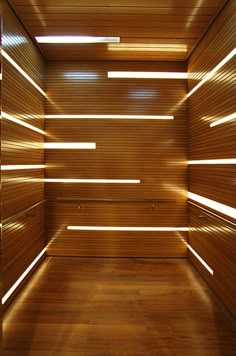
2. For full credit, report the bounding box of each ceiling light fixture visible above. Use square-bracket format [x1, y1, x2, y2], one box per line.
[45, 114, 174, 120]
[45, 179, 141, 183]
[1, 165, 45, 170]
[44, 143, 96, 149]
[188, 159, 236, 164]
[35, 36, 120, 43]
[107, 71, 187, 79]
[67, 226, 189, 231]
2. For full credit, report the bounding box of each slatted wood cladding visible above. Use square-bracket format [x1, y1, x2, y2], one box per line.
[8, 0, 227, 61]
[0, 2, 2, 341]
[187, 0, 236, 316]
[1, 0, 46, 306]
[45, 60, 188, 257]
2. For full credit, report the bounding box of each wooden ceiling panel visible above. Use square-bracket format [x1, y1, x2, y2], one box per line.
[8, 0, 228, 61]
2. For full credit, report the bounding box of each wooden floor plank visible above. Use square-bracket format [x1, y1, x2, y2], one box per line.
[3, 257, 236, 355]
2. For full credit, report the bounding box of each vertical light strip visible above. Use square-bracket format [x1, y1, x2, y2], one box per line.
[188, 159, 236, 164]
[1, 49, 46, 97]
[188, 192, 236, 219]
[209, 112, 236, 127]
[187, 244, 214, 275]
[1, 248, 47, 304]
[1, 165, 45, 170]
[2, 112, 45, 135]
[187, 47, 236, 98]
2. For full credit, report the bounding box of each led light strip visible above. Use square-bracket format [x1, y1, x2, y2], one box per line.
[44, 142, 96, 149]
[35, 36, 120, 43]
[108, 43, 187, 52]
[188, 192, 236, 219]
[67, 226, 188, 231]
[2, 112, 45, 135]
[45, 114, 174, 120]
[1, 49, 46, 97]
[187, 47, 236, 98]
[107, 72, 187, 79]
[0, 72, 2, 80]
[187, 244, 214, 275]
[2, 248, 46, 304]
[45, 179, 141, 183]
[188, 159, 236, 164]
[210, 112, 236, 127]
[1, 165, 45, 170]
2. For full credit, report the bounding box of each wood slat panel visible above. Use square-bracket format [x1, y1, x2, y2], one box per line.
[1, 0, 46, 306]
[188, 204, 236, 317]
[45, 60, 188, 257]
[187, 0, 236, 316]
[8, 0, 227, 61]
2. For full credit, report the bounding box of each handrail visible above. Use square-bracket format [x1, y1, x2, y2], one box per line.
[188, 201, 236, 227]
[2, 200, 46, 225]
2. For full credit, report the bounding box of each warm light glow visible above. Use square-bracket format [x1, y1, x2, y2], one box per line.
[45, 179, 141, 183]
[2, 248, 46, 304]
[188, 159, 236, 164]
[45, 114, 174, 120]
[187, 244, 214, 275]
[2, 112, 46, 135]
[107, 71, 187, 79]
[1, 165, 45, 170]
[0, 73, 2, 80]
[1, 49, 46, 96]
[44, 142, 96, 149]
[67, 226, 189, 231]
[108, 43, 187, 52]
[188, 192, 236, 219]
[210, 112, 236, 127]
[187, 48, 236, 98]
[35, 36, 120, 43]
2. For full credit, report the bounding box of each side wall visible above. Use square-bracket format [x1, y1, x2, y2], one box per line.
[45, 61, 188, 257]
[1, 0, 46, 307]
[187, 0, 236, 316]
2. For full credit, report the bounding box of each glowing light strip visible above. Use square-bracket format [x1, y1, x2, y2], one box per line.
[187, 244, 214, 275]
[45, 179, 140, 183]
[1, 50, 46, 97]
[108, 43, 187, 52]
[2, 112, 45, 135]
[44, 142, 96, 149]
[107, 71, 187, 79]
[187, 48, 236, 98]
[188, 159, 236, 164]
[0, 73, 2, 80]
[67, 226, 189, 231]
[1, 165, 45, 170]
[35, 36, 120, 43]
[188, 192, 236, 219]
[210, 112, 236, 127]
[45, 114, 174, 120]
[2, 248, 46, 304]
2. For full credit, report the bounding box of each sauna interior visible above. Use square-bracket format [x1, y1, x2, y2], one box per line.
[0, 0, 235, 354]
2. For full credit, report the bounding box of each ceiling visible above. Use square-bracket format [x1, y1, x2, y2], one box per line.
[9, 0, 228, 61]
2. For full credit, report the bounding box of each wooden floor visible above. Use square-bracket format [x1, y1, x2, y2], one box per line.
[2, 257, 236, 355]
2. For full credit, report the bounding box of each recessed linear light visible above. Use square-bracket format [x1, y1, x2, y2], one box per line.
[108, 43, 187, 52]
[44, 142, 96, 149]
[45, 114, 174, 120]
[63, 72, 99, 79]
[188, 159, 236, 164]
[210, 112, 236, 127]
[1, 165, 45, 170]
[45, 179, 141, 183]
[107, 72, 187, 79]
[188, 192, 236, 219]
[2, 112, 45, 135]
[2, 248, 46, 305]
[187, 47, 236, 98]
[187, 244, 214, 275]
[1, 49, 46, 97]
[67, 226, 189, 231]
[35, 36, 120, 43]
[0, 73, 2, 80]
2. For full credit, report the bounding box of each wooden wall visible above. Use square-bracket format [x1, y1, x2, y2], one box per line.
[45, 61, 188, 257]
[1, 0, 46, 307]
[187, 0, 236, 316]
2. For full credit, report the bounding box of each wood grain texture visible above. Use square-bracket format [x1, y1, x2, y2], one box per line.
[3, 257, 236, 355]
[187, 0, 236, 317]
[45, 60, 188, 257]
[1, 0, 46, 306]
[8, 0, 227, 61]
